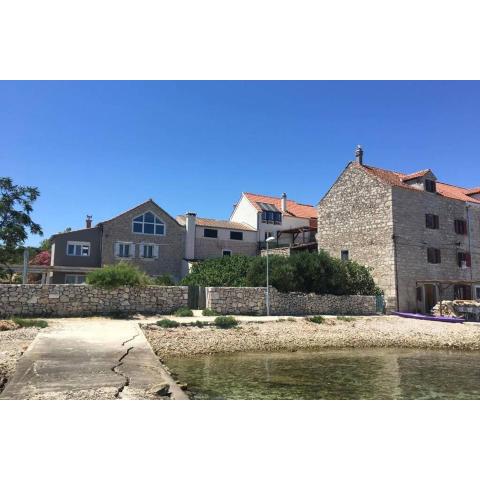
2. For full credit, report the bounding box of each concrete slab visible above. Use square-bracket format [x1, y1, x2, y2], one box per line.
[0, 319, 187, 400]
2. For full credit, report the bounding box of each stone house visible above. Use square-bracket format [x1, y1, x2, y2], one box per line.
[317, 147, 480, 313]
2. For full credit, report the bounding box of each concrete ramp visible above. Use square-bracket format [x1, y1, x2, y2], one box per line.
[0, 319, 187, 400]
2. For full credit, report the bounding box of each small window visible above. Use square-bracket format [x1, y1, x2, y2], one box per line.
[66, 242, 90, 256]
[454, 219, 468, 235]
[476, 286, 480, 300]
[117, 243, 131, 258]
[222, 249, 232, 257]
[425, 214, 439, 229]
[261, 211, 282, 224]
[65, 274, 86, 284]
[341, 250, 349, 261]
[454, 285, 472, 300]
[427, 247, 441, 264]
[425, 179, 437, 193]
[230, 231, 243, 241]
[142, 244, 154, 258]
[457, 252, 471, 268]
[204, 228, 218, 238]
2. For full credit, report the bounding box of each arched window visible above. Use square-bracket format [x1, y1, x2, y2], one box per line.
[132, 211, 165, 235]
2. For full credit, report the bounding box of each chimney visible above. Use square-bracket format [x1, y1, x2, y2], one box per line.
[355, 145, 364, 165]
[185, 212, 196, 260]
[86, 215, 92, 229]
[281, 192, 287, 212]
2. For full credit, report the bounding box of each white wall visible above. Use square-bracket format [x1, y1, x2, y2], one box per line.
[230, 195, 259, 230]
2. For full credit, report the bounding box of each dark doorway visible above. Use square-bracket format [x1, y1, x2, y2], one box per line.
[188, 285, 206, 309]
[424, 284, 437, 314]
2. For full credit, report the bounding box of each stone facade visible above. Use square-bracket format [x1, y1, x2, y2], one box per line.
[317, 163, 397, 309]
[205, 286, 376, 316]
[317, 161, 480, 313]
[0, 285, 188, 317]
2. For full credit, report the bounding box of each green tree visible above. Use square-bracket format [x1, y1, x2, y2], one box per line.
[0, 178, 42, 278]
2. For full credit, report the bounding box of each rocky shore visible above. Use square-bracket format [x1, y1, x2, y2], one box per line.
[143, 315, 480, 358]
[0, 328, 39, 393]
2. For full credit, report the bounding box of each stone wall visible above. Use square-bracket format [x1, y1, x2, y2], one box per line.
[0, 285, 188, 317]
[205, 287, 376, 316]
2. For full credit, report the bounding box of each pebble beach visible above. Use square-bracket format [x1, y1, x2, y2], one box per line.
[143, 315, 480, 358]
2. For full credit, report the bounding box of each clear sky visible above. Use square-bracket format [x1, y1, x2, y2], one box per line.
[1, 81, 480, 247]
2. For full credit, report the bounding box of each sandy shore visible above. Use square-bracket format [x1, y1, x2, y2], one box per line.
[143, 315, 480, 358]
[0, 328, 39, 393]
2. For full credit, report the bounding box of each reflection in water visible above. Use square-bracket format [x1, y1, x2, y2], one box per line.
[166, 349, 480, 400]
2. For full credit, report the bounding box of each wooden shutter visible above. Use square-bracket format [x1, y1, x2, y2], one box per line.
[153, 244, 159, 258]
[114, 242, 120, 257]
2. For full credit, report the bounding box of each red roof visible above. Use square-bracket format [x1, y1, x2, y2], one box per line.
[244, 192, 317, 218]
[357, 164, 480, 204]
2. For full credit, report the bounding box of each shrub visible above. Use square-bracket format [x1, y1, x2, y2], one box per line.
[153, 274, 174, 286]
[202, 308, 218, 316]
[214, 316, 239, 329]
[86, 263, 151, 288]
[173, 307, 193, 317]
[308, 316, 326, 324]
[193, 320, 205, 328]
[180, 255, 253, 287]
[156, 318, 180, 328]
[337, 316, 356, 322]
[13, 318, 48, 329]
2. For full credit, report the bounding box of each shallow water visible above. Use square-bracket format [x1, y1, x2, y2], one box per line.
[166, 349, 480, 399]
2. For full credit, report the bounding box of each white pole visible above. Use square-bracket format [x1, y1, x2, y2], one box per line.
[22, 249, 29, 284]
[266, 240, 270, 316]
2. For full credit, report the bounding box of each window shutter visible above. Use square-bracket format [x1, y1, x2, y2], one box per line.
[129, 243, 134, 258]
[139, 243, 144, 258]
[114, 242, 120, 257]
[153, 244, 159, 258]
[466, 253, 472, 267]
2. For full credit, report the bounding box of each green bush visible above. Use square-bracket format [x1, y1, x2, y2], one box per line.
[202, 308, 218, 316]
[180, 255, 253, 287]
[214, 316, 239, 329]
[308, 316, 326, 324]
[193, 320, 205, 328]
[86, 263, 151, 288]
[173, 307, 193, 317]
[13, 318, 48, 329]
[153, 274, 174, 286]
[156, 318, 180, 328]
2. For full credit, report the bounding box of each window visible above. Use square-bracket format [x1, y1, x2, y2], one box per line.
[425, 214, 439, 229]
[230, 231, 243, 241]
[476, 286, 480, 300]
[427, 247, 441, 264]
[425, 179, 437, 193]
[454, 285, 472, 300]
[454, 219, 468, 235]
[222, 249, 232, 257]
[264, 232, 274, 240]
[132, 211, 165, 235]
[141, 244, 155, 258]
[457, 252, 471, 268]
[261, 211, 282, 224]
[204, 228, 218, 238]
[116, 243, 133, 258]
[65, 274, 86, 284]
[341, 250, 349, 261]
[66, 242, 90, 256]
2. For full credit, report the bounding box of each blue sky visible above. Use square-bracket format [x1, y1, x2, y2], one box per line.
[1, 81, 480, 247]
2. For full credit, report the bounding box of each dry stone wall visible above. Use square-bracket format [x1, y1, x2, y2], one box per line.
[206, 287, 376, 316]
[0, 285, 188, 317]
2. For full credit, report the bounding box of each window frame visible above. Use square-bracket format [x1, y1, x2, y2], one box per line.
[261, 211, 282, 225]
[454, 219, 468, 235]
[131, 211, 166, 236]
[457, 251, 471, 268]
[204, 228, 218, 238]
[230, 231, 243, 241]
[65, 274, 86, 284]
[425, 179, 437, 193]
[427, 247, 441, 264]
[425, 214, 439, 230]
[222, 249, 232, 257]
[141, 244, 155, 259]
[341, 250, 349, 261]
[116, 242, 133, 258]
[66, 241, 91, 257]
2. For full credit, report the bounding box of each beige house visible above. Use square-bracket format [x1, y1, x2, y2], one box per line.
[317, 147, 480, 313]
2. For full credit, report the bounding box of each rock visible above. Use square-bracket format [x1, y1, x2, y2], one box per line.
[147, 382, 170, 397]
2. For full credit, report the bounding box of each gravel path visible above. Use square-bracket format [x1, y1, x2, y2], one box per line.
[0, 328, 39, 392]
[143, 316, 480, 358]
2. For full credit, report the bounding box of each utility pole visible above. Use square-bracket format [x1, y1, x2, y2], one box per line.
[22, 248, 29, 284]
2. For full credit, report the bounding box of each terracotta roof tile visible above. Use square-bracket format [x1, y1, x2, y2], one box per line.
[244, 192, 317, 218]
[356, 163, 480, 204]
[176, 215, 256, 231]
